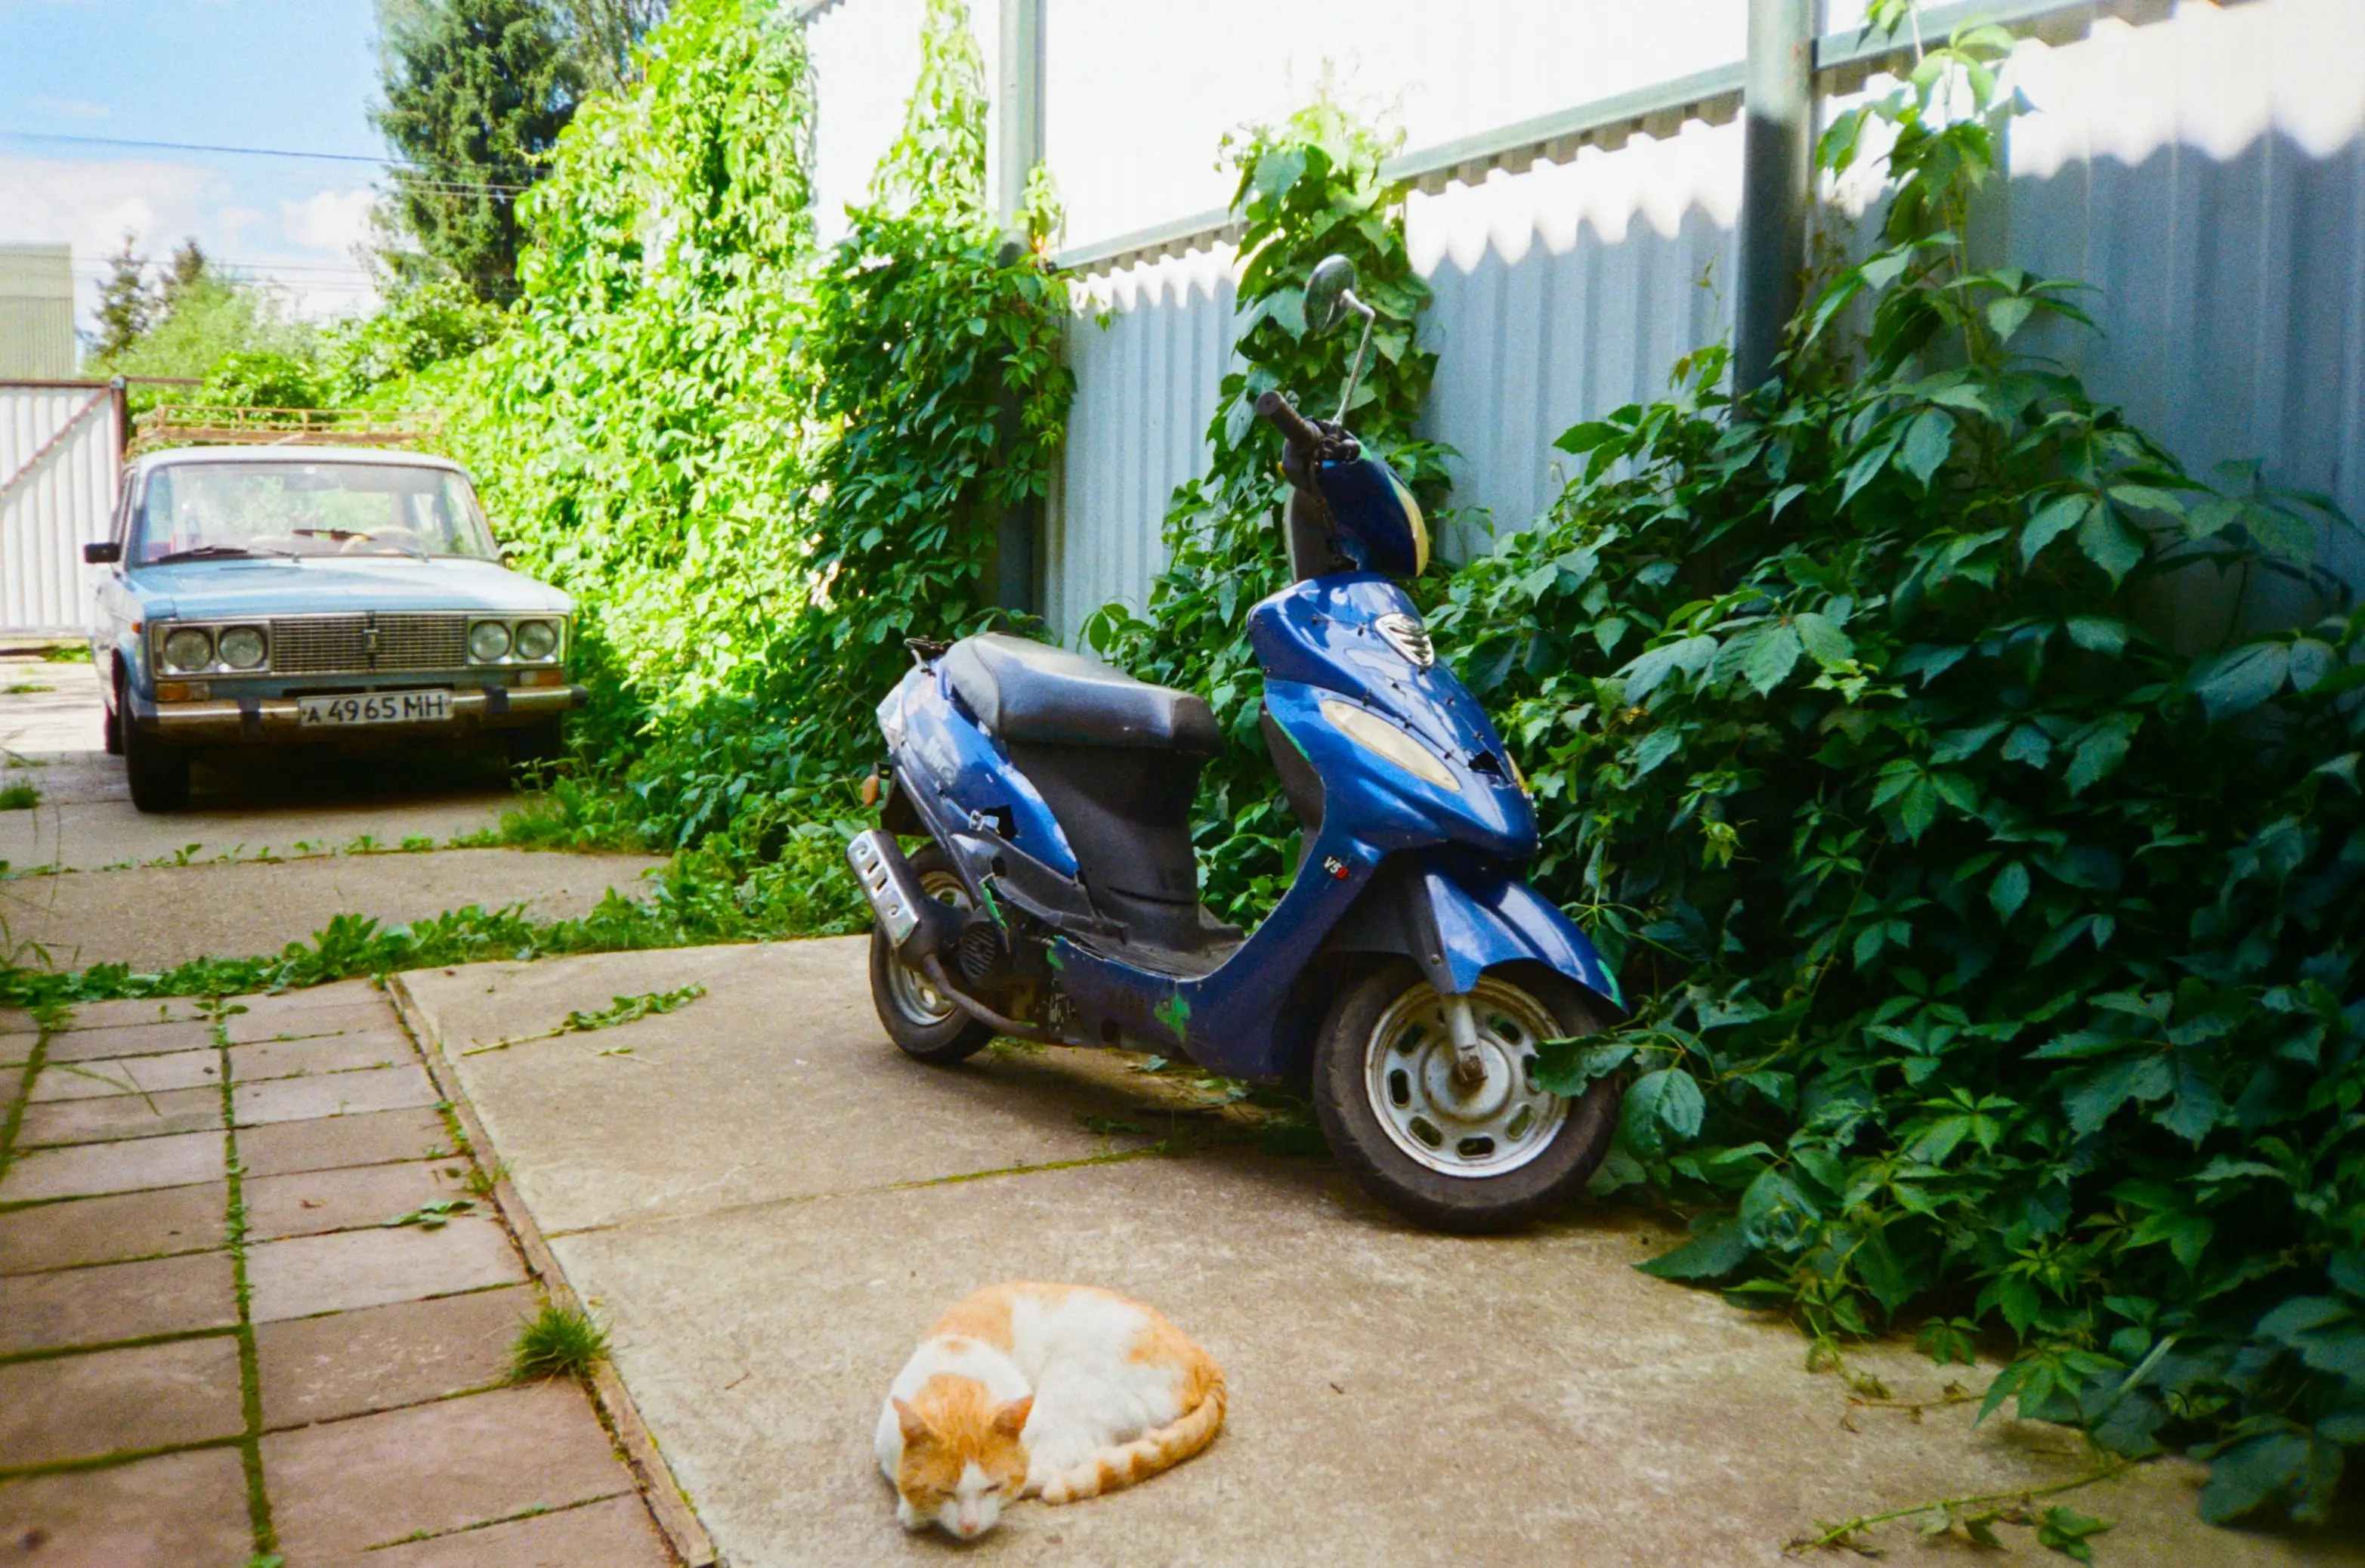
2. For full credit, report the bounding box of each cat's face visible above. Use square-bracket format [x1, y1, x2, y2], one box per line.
[892, 1392, 1031, 1539]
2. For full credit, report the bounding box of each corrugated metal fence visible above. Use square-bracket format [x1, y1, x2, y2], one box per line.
[2, 382, 120, 639]
[1040, 0, 2365, 642]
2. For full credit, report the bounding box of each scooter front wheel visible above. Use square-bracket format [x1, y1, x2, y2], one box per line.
[1312, 960, 1621, 1233]
[867, 843, 995, 1065]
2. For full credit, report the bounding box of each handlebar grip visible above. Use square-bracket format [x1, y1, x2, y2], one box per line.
[1254, 390, 1325, 459]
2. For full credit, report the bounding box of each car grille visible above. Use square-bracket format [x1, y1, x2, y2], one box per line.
[269, 613, 470, 675]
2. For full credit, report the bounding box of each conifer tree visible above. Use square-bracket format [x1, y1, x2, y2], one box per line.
[91, 234, 150, 360]
[371, 0, 583, 301]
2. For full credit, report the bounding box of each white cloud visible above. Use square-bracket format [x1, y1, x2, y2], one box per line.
[28, 95, 110, 120]
[280, 187, 375, 256]
[0, 154, 380, 330]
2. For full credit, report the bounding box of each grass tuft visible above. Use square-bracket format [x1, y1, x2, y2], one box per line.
[0, 783, 38, 811]
[512, 1304, 611, 1382]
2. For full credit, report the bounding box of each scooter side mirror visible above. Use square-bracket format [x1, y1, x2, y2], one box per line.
[1305, 255, 1357, 336]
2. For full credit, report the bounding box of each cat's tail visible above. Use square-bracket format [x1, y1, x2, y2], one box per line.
[1036, 1373, 1227, 1505]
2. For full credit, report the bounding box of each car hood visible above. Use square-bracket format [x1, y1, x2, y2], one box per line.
[126, 558, 572, 620]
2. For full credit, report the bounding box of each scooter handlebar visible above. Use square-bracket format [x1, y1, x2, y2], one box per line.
[1254, 390, 1326, 462]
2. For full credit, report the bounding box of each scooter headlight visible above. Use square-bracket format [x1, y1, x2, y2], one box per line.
[1319, 699, 1460, 793]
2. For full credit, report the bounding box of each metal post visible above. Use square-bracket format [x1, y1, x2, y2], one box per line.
[984, 0, 1046, 617]
[988, 0, 1045, 242]
[1736, 0, 1813, 394]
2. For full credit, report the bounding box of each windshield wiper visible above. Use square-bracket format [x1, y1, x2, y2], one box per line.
[147, 544, 292, 564]
[291, 527, 428, 561]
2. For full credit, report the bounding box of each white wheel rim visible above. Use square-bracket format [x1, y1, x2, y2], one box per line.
[1362, 976, 1569, 1177]
[886, 871, 969, 1028]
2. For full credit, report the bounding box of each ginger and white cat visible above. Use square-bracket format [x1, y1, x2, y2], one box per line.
[875, 1281, 1226, 1539]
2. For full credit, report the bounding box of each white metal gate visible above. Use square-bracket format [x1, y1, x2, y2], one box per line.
[1, 380, 120, 639]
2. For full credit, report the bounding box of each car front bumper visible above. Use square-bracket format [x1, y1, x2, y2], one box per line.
[131, 682, 586, 742]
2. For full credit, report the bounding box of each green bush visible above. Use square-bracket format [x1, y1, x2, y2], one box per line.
[1423, 29, 2365, 1526]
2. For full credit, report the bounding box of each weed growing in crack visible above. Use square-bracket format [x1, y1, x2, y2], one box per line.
[512, 1304, 611, 1382]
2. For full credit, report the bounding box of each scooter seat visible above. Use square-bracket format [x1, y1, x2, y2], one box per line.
[944, 634, 1223, 755]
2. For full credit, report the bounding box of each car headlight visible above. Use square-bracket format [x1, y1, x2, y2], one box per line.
[513, 619, 558, 660]
[162, 627, 214, 673]
[217, 626, 267, 670]
[1319, 699, 1461, 793]
[468, 620, 512, 662]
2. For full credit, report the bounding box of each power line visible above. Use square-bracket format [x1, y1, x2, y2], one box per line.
[0, 128, 546, 190]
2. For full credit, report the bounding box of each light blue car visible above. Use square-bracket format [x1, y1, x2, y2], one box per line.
[84, 446, 584, 812]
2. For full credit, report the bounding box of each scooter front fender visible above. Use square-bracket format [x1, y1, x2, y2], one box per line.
[1329, 850, 1625, 1019]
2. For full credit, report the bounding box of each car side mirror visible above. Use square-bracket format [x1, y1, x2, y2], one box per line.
[83, 540, 121, 564]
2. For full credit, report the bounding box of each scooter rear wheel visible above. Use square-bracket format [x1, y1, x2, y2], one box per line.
[868, 843, 995, 1065]
[1312, 959, 1621, 1233]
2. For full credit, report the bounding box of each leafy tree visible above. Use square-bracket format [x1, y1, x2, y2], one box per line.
[88, 271, 320, 412]
[372, 0, 584, 301]
[90, 233, 151, 360]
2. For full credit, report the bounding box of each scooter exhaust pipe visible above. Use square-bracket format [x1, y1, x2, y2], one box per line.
[847, 829, 956, 960]
[847, 830, 1068, 1047]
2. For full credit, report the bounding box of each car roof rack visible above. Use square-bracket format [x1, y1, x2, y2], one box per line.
[128, 404, 446, 457]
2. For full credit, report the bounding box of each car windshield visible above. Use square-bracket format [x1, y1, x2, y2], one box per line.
[132, 462, 499, 564]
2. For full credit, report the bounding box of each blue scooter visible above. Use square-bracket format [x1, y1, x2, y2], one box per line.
[849, 255, 1624, 1231]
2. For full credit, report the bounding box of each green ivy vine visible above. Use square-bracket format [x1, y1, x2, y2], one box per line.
[1418, 26, 2365, 1526]
[1084, 94, 1451, 920]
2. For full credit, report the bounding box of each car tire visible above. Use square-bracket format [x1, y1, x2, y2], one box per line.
[122, 713, 190, 813]
[102, 699, 122, 756]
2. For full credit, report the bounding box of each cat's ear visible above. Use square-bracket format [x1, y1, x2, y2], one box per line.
[991, 1396, 1033, 1439]
[893, 1399, 932, 1446]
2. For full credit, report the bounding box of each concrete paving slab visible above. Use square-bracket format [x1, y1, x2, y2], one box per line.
[40, 1018, 217, 1063]
[227, 1029, 414, 1082]
[219, 976, 385, 1027]
[246, 1216, 525, 1322]
[259, 1381, 634, 1561]
[235, 1106, 453, 1179]
[400, 939, 1171, 1236]
[56, 996, 212, 1029]
[0, 849, 663, 972]
[0, 1248, 238, 1353]
[228, 1007, 400, 1050]
[15, 1084, 224, 1149]
[550, 1155, 2348, 1568]
[242, 1158, 471, 1241]
[0, 654, 96, 756]
[0, 1443, 253, 1568]
[0, 1336, 245, 1467]
[317, 1492, 672, 1568]
[255, 1283, 534, 1430]
[412, 938, 2357, 1568]
[0, 1183, 227, 1275]
[27, 1047, 221, 1101]
[0, 1030, 36, 1067]
[230, 1062, 437, 1126]
[0, 1128, 224, 1202]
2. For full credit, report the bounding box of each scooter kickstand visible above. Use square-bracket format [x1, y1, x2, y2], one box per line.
[1442, 994, 1488, 1090]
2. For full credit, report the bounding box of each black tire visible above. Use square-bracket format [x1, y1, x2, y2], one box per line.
[122, 712, 190, 813]
[1312, 958, 1621, 1234]
[867, 842, 994, 1065]
[102, 698, 122, 756]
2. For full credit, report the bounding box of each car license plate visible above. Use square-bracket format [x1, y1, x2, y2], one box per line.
[298, 690, 453, 728]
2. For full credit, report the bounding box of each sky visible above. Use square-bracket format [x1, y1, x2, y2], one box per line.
[0, 0, 388, 336]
